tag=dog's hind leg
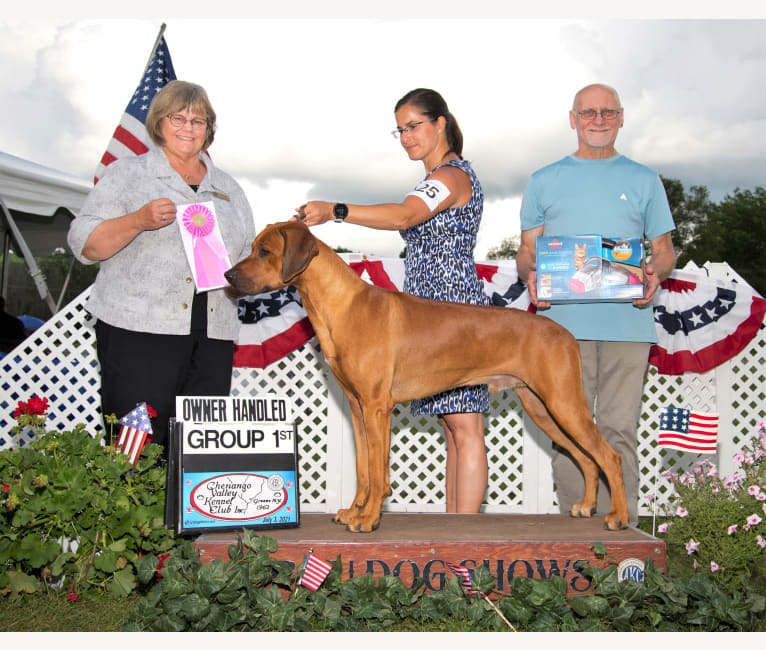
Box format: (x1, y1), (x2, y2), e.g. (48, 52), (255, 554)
(514, 386), (603, 522)
(542, 399), (629, 531)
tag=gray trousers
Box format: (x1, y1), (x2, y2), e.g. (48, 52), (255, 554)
(551, 340), (650, 527)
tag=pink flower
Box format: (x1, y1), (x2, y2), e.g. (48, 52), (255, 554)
(747, 514), (762, 526)
(723, 474), (743, 489)
(658, 523), (669, 533)
(757, 493), (766, 502)
(749, 485), (761, 496)
(733, 453), (745, 466)
(707, 466), (719, 478)
(710, 561), (720, 572)
(744, 456), (754, 466)
(676, 507), (689, 518)
(686, 538), (701, 554)
(756, 449), (765, 460)
(728, 524), (739, 535)
(756, 536), (766, 549)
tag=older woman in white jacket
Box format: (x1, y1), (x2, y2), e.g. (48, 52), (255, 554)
(68, 80), (254, 451)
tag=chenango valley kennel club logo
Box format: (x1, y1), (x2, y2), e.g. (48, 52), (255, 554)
(189, 472), (288, 520)
(176, 395), (299, 532)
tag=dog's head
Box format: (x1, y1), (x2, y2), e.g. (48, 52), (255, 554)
(224, 221), (319, 297)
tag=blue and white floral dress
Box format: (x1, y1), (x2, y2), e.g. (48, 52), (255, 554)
(400, 159), (490, 415)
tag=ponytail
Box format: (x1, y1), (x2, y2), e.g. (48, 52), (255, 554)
(395, 88), (463, 158)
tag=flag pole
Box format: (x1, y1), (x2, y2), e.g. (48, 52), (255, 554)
(141, 23), (167, 79)
(482, 594), (517, 632)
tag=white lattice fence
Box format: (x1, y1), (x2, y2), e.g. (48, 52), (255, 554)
(2, 265), (764, 518)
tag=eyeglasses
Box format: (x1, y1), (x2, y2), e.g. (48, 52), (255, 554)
(575, 109), (621, 121)
(391, 119), (436, 139)
(166, 114), (208, 131)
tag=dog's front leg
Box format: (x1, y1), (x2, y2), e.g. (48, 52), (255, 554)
(344, 402), (393, 533)
(333, 395), (371, 527)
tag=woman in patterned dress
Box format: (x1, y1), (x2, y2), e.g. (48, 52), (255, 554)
(295, 88), (489, 513)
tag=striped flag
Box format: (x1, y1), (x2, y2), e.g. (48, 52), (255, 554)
(446, 562), (483, 597)
(93, 27), (176, 184)
(299, 552), (333, 591)
(116, 402), (154, 468)
(658, 406), (719, 454)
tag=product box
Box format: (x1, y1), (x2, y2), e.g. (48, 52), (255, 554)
(536, 235), (645, 303)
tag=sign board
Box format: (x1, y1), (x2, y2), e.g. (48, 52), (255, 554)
(166, 394), (299, 534)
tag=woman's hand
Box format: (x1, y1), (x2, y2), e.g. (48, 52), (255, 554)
(81, 197), (177, 261)
(135, 198), (177, 230)
(293, 201), (333, 227)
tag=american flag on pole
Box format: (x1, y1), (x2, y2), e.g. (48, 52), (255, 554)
(299, 552), (333, 591)
(446, 562), (484, 597)
(658, 406), (719, 454)
(93, 25), (177, 184)
(116, 402), (154, 468)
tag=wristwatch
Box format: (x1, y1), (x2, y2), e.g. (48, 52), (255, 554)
(333, 203), (349, 223)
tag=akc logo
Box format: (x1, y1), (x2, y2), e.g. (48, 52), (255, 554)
(617, 558), (645, 583)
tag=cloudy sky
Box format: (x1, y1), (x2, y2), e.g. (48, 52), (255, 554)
(2, 5), (765, 258)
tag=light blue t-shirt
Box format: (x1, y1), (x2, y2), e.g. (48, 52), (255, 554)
(519, 154), (675, 343)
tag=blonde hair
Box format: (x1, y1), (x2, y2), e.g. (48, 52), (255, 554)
(145, 80), (217, 150)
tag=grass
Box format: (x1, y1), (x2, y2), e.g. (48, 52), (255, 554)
(0, 591), (139, 632)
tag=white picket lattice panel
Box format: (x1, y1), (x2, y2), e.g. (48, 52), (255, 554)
(2, 264), (764, 518)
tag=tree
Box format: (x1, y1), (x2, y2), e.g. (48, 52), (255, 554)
(660, 176), (714, 257)
(485, 235), (520, 260)
(682, 187), (766, 296)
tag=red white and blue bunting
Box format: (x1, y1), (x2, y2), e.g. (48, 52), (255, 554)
(649, 270), (765, 375)
(234, 259), (764, 376)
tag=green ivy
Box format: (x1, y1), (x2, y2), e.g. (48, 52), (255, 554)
(0, 427), (179, 597)
(125, 530), (766, 632)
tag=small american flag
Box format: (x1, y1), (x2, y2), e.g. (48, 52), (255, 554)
(658, 406), (719, 454)
(93, 27), (176, 184)
(116, 403), (154, 468)
(446, 562), (483, 597)
(299, 552), (333, 591)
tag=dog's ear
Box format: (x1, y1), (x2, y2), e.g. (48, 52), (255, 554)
(280, 222), (319, 284)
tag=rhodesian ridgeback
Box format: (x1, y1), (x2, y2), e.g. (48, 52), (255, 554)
(224, 221), (629, 532)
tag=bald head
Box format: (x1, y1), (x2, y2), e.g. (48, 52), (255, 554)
(573, 84), (621, 111)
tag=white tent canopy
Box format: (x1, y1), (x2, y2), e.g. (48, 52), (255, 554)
(0, 151), (92, 217)
(0, 151), (92, 312)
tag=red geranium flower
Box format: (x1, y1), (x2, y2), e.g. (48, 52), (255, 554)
(146, 404), (157, 418)
(67, 592), (80, 602)
(12, 395), (50, 418)
(156, 553), (171, 578)
(2, 485), (9, 492)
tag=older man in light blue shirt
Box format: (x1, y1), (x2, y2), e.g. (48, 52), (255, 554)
(516, 83), (676, 526)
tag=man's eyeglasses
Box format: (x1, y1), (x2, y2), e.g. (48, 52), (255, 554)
(575, 109), (621, 121)
(167, 114), (208, 131)
(391, 119), (436, 139)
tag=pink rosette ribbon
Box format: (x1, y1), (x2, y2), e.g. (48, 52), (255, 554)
(181, 204), (229, 288)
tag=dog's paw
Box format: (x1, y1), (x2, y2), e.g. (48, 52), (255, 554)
(569, 503), (596, 519)
(333, 508), (354, 525)
(604, 514), (629, 531)
(345, 517), (380, 533)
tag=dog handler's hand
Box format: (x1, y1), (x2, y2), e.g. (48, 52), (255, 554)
(294, 201), (332, 227)
(136, 198), (176, 231)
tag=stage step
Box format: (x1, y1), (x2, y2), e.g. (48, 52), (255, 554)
(194, 513), (665, 594)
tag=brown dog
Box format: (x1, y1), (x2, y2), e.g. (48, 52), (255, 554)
(225, 221), (629, 532)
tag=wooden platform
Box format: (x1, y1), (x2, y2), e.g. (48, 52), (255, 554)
(195, 513), (665, 594)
